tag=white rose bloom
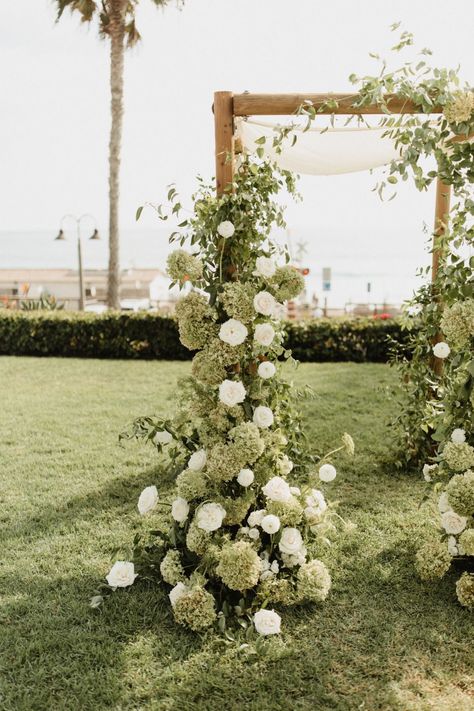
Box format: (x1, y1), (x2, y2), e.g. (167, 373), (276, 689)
(106, 561), (138, 588)
(237, 468), (255, 487)
(217, 220), (235, 238)
(254, 323), (276, 349)
(422, 463), (437, 482)
(441, 510), (467, 535)
(171, 497), (189, 523)
(196, 502), (226, 532)
(253, 405), (274, 429)
(305, 488), (327, 514)
(433, 341), (450, 359)
(137, 485), (159, 515)
(451, 428), (466, 444)
(154, 430), (173, 445)
(169, 581), (188, 607)
(277, 455), (294, 476)
(188, 449), (207, 471)
(253, 256), (277, 278)
(219, 318), (248, 346)
(219, 379), (246, 407)
(248, 528), (260, 541)
(254, 291), (277, 316)
(447, 536), (459, 556)
(248, 509), (266, 527)
(319, 463), (337, 483)
(261, 514), (281, 534)
(254, 609), (281, 636)
(304, 506), (320, 524)
(279, 527), (304, 555)
(281, 547), (307, 568)
(290, 486), (301, 496)
(438, 491), (451, 514)
(257, 361), (276, 379)
(262, 476), (292, 503)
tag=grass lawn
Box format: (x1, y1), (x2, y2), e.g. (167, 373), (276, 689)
(1, 357), (473, 711)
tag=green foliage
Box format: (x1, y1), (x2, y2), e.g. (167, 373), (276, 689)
(20, 295), (65, 311)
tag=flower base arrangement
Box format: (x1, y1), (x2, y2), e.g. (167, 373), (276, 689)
(102, 158), (354, 635)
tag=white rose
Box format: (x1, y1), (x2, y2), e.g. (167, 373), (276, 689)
(422, 463), (437, 482)
(248, 509), (266, 527)
(277, 455), (294, 475)
(451, 428), (466, 444)
(188, 449), (207, 471)
(289, 486), (301, 496)
(219, 379), (246, 407)
(305, 488), (327, 514)
(254, 609), (281, 636)
(438, 491), (451, 513)
(319, 463), (337, 483)
(433, 341), (450, 359)
(281, 548), (307, 568)
(279, 527), (304, 555)
(254, 323), (276, 348)
(254, 291), (277, 316)
(441, 510), (467, 535)
(171, 497), (189, 523)
(253, 405), (274, 428)
(106, 561), (137, 588)
(219, 318), (248, 346)
(261, 514), (281, 534)
(169, 581), (187, 607)
(217, 220), (235, 238)
(196, 502), (226, 532)
(447, 536), (459, 556)
(137, 485), (159, 515)
(257, 361), (276, 379)
(262, 476), (292, 502)
(237, 468), (255, 487)
(253, 256), (277, 278)
(154, 430), (173, 445)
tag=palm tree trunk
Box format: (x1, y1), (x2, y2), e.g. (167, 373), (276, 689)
(107, 1), (126, 309)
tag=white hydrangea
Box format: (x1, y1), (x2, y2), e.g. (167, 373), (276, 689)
(254, 323), (276, 347)
(196, 503), (226, 532)
(262, 476), (292, 503)
(253, 405), (274, 428)
(219, 379), (246, 407)
(261, 514), (281, 534)
(257, 361), (276, 379)
(254, 291), (277, 316)
(253, 609), (281, 635)
(433, 341), (450, 359)
(237, 468), (255, 487)
(441, 510), (467, 535)
(219, 318), (248, 346)
(137, 485), (159, 515)
(188, 449), (207, 471)
(171, 497), (189, 523)
(217, 220), (235, 238)
(253, 256), (277, 278)
(319, 463), (337, 483)
(277, 455), (294, 476)
(451, 428), (466, 444)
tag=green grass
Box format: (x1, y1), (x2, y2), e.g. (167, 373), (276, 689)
(1, 357), (472, 711)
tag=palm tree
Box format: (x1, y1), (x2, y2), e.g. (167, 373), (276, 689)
(54, 0), (180, 308)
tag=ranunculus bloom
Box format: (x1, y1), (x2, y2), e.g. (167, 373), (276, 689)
(451, 428), (466, 444)
(196, 502), (226, 532)
(137, 485), (159, 515)
(253, 256), (277, 278)
(237, 468), (255, 487)
(169, 581), (187, 607)
(257, 361), (276, 379)
(154, 430), (173, 445)
(219, 318), (248, 346)
(433, 341), (450, 359)
(254, 323), (276, 347)
(254, 608), (281, 635)
(106, 561), (138, 588)
(253, 291), (277, 316)
(261, 514), (281, 534)
(217, 220), (235, 238)
(219, 379), (246, 407)
(262, 476), (292, 502)
(171, 497), (189, 523)
(441, 510), (467, 535)
(253, 405), (274, 428)
(188, 449), (207, 471)
(279, 527), (304, 555)
(319, 463), (337, 482)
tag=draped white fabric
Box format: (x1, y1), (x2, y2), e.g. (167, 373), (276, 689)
(238, 119), (402, 176)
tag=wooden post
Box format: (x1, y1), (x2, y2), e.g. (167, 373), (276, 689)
(432, 175), (452, 376)
(213, 91), (234, 196)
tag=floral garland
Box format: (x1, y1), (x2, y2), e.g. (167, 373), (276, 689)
(99, 157), (354, 636)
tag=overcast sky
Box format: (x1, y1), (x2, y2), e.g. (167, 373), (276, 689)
(1, 0), (473, 298)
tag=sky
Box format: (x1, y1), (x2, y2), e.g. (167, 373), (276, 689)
(1, 0), (473, 305)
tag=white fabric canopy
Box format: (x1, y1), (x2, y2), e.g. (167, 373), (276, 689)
(238, 119), (402, 176)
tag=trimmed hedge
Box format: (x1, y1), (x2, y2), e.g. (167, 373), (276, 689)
(0, 311), (408, 362)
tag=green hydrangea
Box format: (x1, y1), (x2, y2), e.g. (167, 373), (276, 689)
(257, 577), (296, 605)
(186, 520), (212, 555)
(167, 249), (203, 283)
(160, 549), (185, 585)
(192, 339), (245, 386)
(443, 442), (474, 472)
(443, 90), (474, 125)
(271, 265), (305, 302)
(206, 443), (246, 482)
(208, 403), (245, 432)
(415, 540), (452, 581)
(267, 497), (303, 526)
(175, 292), (218, 350)
(459, 528), (474, 556)
(216, 541), (261, 590)
(220, 282), (256, 323)
(440, 299), (474, 349)
(176, 468), (209, 501)
(173, 586), (216, 630)
(446, 470), (474, 516)
(229, 421), (265, 464)
(297, 559), (331, 602)
(220, 491), (255, 526)
(455, 572), (474, 609)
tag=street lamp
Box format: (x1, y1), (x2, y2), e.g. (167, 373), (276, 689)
(55, 214), (99, 310)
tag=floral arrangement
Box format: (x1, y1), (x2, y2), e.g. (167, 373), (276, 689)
(101, 158), (354, 635)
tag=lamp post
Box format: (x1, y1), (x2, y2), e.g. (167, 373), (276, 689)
(55, 215), (99, 310)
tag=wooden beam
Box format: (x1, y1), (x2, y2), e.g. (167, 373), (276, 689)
(233, 92), (442, 116)
(432, 175), (452, 376)
(214, 91), (234, 196)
